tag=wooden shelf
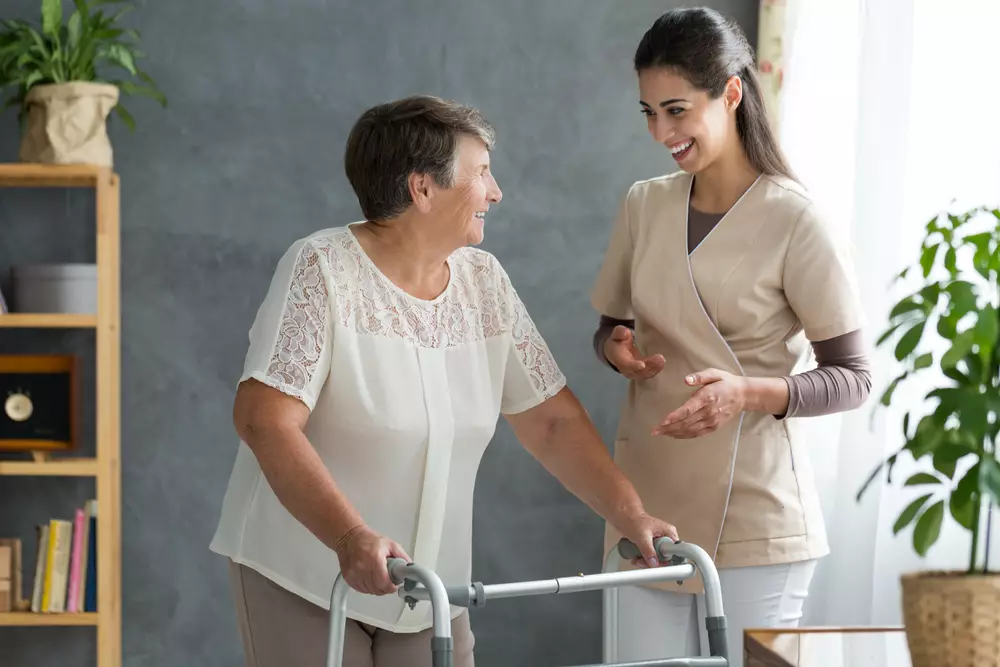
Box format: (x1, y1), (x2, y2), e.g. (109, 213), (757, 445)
(0, 163), (111, 188)
(0, 313), (98, 328)
(0, 611), (100, 626)
(0, 163), (121, 664)
(0, 458), (99, 476)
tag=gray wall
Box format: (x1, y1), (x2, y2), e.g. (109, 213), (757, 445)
(0, 1), (757, 665)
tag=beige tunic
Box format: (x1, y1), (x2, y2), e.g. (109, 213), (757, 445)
(591, 172), (864, 592)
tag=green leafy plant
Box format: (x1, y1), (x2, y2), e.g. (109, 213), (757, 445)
(0, 0), (165, 130)
(858, 204), (1000, 573)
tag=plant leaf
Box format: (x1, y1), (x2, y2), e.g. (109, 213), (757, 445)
(907, 416), (945, 458)
(914, 353), (933, 370)
(880, 371), (908, 406)
(920, 282), (943, 305)
(913, 500), (945, 556)
(895, 321), (926, 361)
(104, 43), (137, 75)
(933, 442), (973, 479)
(946, 280), (979, 316)
(956, 390), (990, 443)
(979, 457), (1000, 507)
(113, 102), (135, 131)
(920, 243), (939, 277)
(41, 0), (62, 37)
(973, 305), (999, 359)
(895, 493), (934, 534)
(942, 330), (975, 369)
(942, 363), (970, 384)
(889, 298), (926, 320)
(950, 462), (980, 530)
(926, 213), (942, 234)
(905, 472), (942, 486)
(67, 11), (82, 50)
(115, 79), (166, 106)
(966, 231), (994, 279)
(944, 247), (958, 275)
(24, 71), (43, 89)
(877, 320), (907, 347)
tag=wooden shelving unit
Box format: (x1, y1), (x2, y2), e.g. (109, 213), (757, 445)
(0, 313), (98, 328)
(0, 611), (100, 626)
(0, 164), (121, 666)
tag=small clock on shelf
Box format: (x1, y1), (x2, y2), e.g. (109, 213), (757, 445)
(0, 355), (78, 452)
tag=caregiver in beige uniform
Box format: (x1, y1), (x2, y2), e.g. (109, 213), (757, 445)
(590, 8), (872, 666)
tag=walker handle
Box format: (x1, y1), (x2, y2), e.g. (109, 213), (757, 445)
(616, 536), (685, 565)
(386, 557), (411, 586)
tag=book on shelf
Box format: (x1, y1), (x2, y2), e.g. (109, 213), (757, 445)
(0, 541), (12, 611)
(10, 498), (98, 614)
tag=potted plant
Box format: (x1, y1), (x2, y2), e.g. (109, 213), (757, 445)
(0, 0), (165, 166)
(858, 203), (1000, 667)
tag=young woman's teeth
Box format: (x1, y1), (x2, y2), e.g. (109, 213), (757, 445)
(474, 212), (486, 219)
(671, 140), (694, 155)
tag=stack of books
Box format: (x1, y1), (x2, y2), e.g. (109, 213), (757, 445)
(1, 499), (98, 613)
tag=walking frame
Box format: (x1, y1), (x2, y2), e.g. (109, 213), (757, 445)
(327, 536), (730, 667)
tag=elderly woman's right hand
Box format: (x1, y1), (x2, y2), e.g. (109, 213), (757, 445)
(604, 325), (665, 380)
(334, 525), (411, 595)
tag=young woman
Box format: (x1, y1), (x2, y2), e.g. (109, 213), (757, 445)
(590, 8), (872, 665)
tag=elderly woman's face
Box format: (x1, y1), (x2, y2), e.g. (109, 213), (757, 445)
(434, 135), (502, 246)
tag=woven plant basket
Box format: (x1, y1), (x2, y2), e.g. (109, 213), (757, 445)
(901, 570), (1000, 667)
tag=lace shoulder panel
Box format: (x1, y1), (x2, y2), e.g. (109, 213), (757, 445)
(262, 238), (332, 401)
(486, 251), (566, 401)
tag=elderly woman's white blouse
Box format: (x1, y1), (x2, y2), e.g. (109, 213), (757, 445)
(210, 224), (567, 633)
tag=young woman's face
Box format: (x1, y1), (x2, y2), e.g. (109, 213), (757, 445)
(637, 67), (741, 173)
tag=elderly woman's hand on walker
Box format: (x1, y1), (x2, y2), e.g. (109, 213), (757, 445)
(333, 524), (411, 596)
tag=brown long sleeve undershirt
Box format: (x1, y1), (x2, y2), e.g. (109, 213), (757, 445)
(591, 205), (872, 419)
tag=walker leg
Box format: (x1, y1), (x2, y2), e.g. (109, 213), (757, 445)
(327, 558), (453, 667)
(326, 573), (351, 667)
(705, 615), (728, 660)
(603, 586), (619, 662)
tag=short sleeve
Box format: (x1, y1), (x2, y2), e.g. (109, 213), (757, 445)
(783, 203), (867, 342)
(239, 239), (333, 411)
(492, 259), (567, 415)
(590, 185), (636, 319)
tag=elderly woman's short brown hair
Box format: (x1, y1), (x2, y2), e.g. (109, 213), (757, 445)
(343, 95), (496, 221)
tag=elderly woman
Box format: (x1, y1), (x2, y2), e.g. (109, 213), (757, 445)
(209, 95), (678, 667)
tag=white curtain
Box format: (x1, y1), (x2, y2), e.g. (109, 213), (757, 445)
(778, 0), (1000, 644)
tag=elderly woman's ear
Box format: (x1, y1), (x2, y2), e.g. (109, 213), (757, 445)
(407, 171), (437, 213)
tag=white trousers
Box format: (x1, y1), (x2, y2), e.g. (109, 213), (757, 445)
(613, 559), (818, 667)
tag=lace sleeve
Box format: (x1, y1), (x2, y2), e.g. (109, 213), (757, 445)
(241, 240), (332, 410)
(494, 258), (567, 414)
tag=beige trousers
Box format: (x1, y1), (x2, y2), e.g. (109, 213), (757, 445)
(227, 560), (476, 667)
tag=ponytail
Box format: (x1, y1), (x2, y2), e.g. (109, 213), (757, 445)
(735, 66), (796, 181)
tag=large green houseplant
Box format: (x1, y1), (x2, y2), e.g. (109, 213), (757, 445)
(0, 0), (165, 165)
(859, 203), (1000, 667)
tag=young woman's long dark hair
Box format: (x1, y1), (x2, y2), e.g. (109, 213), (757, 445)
(634, 7), (797, 181)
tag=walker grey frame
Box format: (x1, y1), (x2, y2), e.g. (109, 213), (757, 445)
(326, 537), (729, 667)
